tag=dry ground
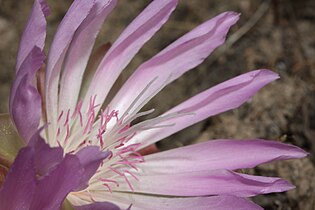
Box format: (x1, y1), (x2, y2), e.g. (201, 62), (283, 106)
(0, 0), (314, 209)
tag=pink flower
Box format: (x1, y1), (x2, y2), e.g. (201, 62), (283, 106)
(1, 0), (307, 209)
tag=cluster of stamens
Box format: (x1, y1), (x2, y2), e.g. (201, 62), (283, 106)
(50, 77), (191, 201)
(54, 94), (146, 194)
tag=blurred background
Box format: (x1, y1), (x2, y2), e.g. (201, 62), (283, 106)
(0, 0), (314, 209)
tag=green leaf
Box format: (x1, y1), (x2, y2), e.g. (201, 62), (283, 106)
(61, 199), (75, 210)
(0, 114), (25, 167)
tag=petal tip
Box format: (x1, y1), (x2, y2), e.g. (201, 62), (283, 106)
(291, 147), (309, 158)
(251, 69), (280, 82)
(275, 179), (296, 192)
(38, 0), (51, 16)
(223, 11), (241, 22)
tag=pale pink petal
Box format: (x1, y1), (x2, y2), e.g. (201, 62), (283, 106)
(58, 0), (117, 114)
(110, 11), (240, 116)
(99, 194), (263, 210)
(115, 169), (294, 197)
(10, 47), (45, 142)
(81, 0), (178, 116)
(45, 0), (94, 136)
(128, 70), (279, 149)
(16, 0), (49, 71)
(139, 139), (307, 174)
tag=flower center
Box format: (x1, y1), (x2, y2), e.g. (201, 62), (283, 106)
(50, 92), (154, 194)
(45, 77), (192, 203)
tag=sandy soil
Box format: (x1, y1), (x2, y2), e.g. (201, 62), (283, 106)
(0, 0), (314, 209)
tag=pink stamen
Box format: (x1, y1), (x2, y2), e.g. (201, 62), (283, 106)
(123, 175), (134, 192)
(115, 132), (137, 149)
(116, 143), (141, 155)
(115, 161), (138, 171)
(109, 167), (124, 176)
(98, 129), (104, 148)
(112, 110), (119, 122)
(78, 111), (83, 126)
(83, 96), (102, 135)
(119, 124), (130, 133)
(107, 152), (113, 160)
(71, 100), (82, 118)
(115, 155), (139, 170)
(87, 95), (100, 116)
(124, 170), (139, 181)
(114, 142), (125, 149)
(83, 114), (95, 134)
(100, 178), (120, 187)
(57, 111), (64, 122)
(64, 124), (70, 142)
(72, 100), (83, 126)
(57, 127), (61, 137)
(103, 183), (112, 193)
(117, 163), (138, 171)
(64, 109), (70, 126)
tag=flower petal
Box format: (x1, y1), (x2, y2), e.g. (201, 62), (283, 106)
(114, 169), (294, 197)
(82, 0), (178, 116)
(110, 11), (240, 116)
(29, 130), (64, 176)
(139, 139), (307, 174)
(75, 146), (111, 190)
(16, 0), (49, 71)
(30, 154), (85, 210)
(10, 47), (45, 143)
(90, 193), (263, 210)
(0, 147), (36, 210)
(0, 137), (101, 209)
(45, 0), (95, 140)
(58, 0), (117, 115)
(128, 69), (279, 149)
